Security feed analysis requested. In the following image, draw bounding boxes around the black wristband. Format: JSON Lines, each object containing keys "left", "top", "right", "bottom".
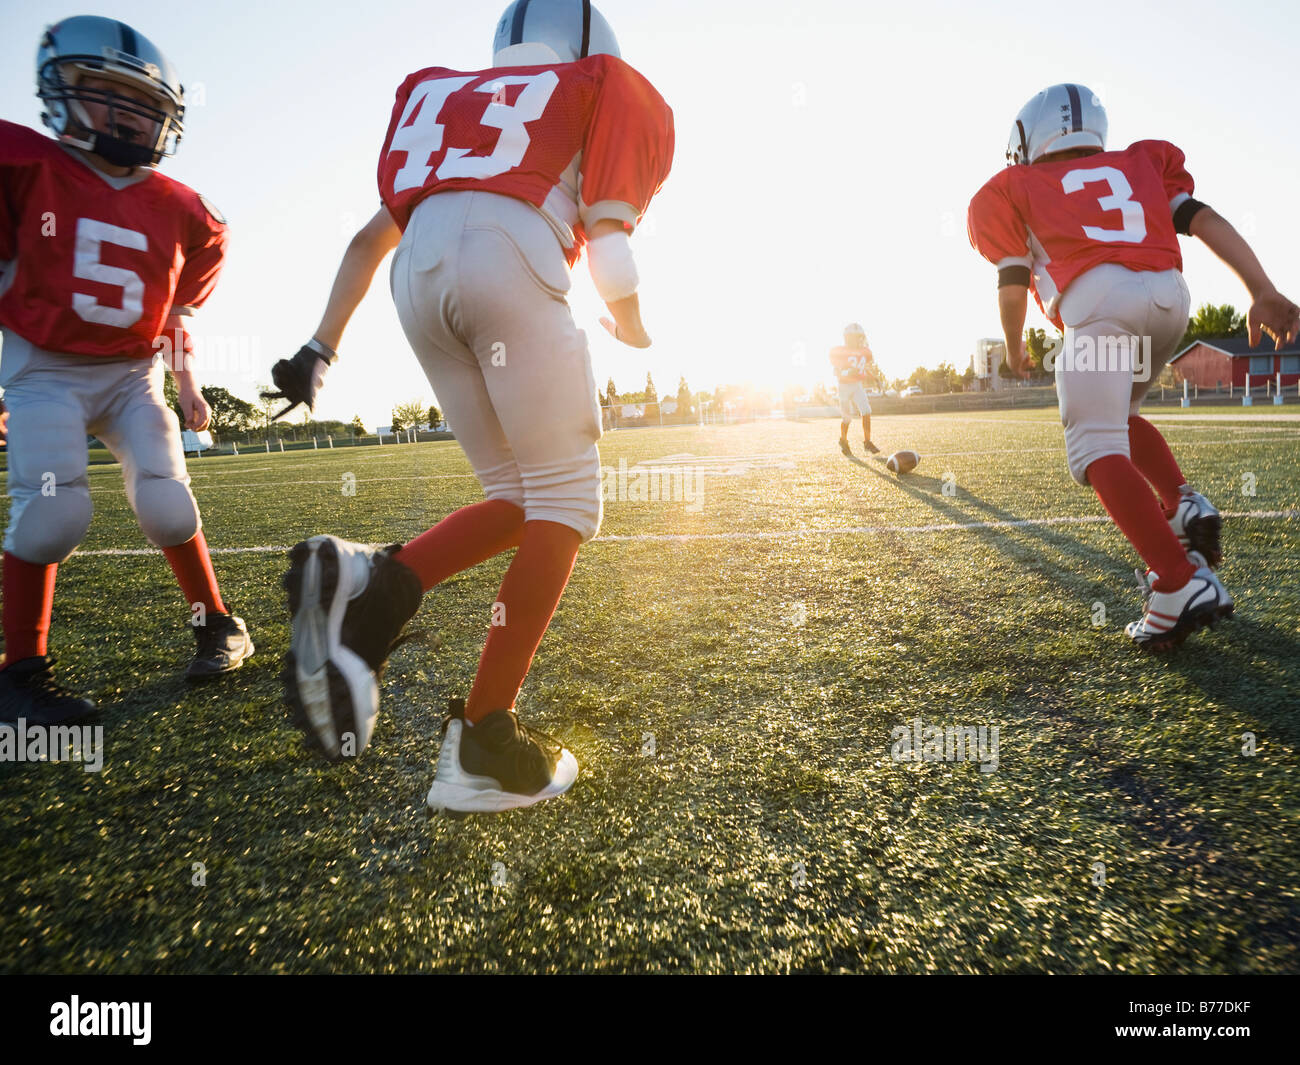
{"left": 1173, "top": 197, "right": 1208, "bottom": 236}
{"left": 998, "top": 265, "right": 1031, "bottom": 288}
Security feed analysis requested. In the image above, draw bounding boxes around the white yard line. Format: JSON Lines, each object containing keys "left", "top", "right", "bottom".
{"left": 1144, "top": 412, "right": 1300, "bottom": 422}
{"left": 65, "top": 508, "right": 1298, "bottom": 555}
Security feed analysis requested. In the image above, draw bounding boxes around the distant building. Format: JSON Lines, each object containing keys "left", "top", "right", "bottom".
{"left": 181, "top": 429, "right": 213, "bottom": 452}
{"left": 974, "top": 338, "right": 1006, "bottom": 391}
{"left": 1169, "top": 337, "right": 1300, "bottom": 390}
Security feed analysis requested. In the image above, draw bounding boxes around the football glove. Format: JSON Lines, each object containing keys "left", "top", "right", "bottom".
{"left": 262, "top": 341, "right": 334, "bottom": 421}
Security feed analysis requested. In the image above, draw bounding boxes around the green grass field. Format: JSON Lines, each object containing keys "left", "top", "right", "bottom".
{"left": 2, "top": 409, "right": 1298, "bottom": 973}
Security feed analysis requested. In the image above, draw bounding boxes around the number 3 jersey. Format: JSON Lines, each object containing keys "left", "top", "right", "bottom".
{"left": 967, "top": 140, "right": 1194, "bottom": 328}
{"left": 0, "top": 120, "right": 227, "bottom": 360}
{"left": 378, "top": 54, "right": 674, "bottom": 266}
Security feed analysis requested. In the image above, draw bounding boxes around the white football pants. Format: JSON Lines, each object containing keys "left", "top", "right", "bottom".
{"left": 1055, "top": 263, "right": 1191, "bottom": 485}
{"left": 1, "top": 334, "right": 200, "bottom": 563}
{"left": 390, "top": 190, "right": 603, "bottom": 541}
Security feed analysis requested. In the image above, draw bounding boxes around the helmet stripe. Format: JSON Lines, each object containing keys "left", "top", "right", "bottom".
{"left": 117, "top": 20, "right": 139, "bottom": 58}
{"left": 510, "top": 0, "right": 532, "bottom": 45}
{"left": 1065, "top": 83, "right": 1083, "bottom": 132}
{"left": 580, "top": 0, "right": 592, "bottom": 57}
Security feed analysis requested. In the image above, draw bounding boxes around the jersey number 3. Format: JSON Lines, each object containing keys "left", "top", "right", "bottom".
{"left": 388, "top": 72, "right": 560, "bottom": 193}
{"left": 1061, "top": 166, "right": 1148, "bottom": 245}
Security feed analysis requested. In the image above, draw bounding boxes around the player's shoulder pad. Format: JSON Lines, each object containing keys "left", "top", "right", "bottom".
{"left": 155, "top": 171, "right": 229, "bottom": 232}
{"left": 0, "top": 119, "right": 60, "bottom": 163}
{"left": 197, "top": 194, "right": 226, "bottom": 225}
{"left": 1125, "top": 138, "right": 1183, "bottom": 161}
{"left": 586, "top": 53, "right": 670, "bottom": 106}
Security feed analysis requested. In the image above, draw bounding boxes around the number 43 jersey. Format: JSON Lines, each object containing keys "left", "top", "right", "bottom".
{"left": 967, "top": 140, "right": 1194, "bottom": 328}
{"left": 378, "top": 54, "right": 674, "bottom": 267}
{"left": 0, "top": 120, "right": 227, "bottom": 359}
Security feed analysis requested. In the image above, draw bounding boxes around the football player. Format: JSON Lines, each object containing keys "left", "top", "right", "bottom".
{"left": 968, "top": 84, "right": 1299, "bottom": 651}
{"left": 829, "top": 323, "right": 881, "bottom": 455}
{"left": 0, "top": 16, "right": 253, "bottom": 727}
{"left": 267, "top": 0, "right": 673, "bottom": 813}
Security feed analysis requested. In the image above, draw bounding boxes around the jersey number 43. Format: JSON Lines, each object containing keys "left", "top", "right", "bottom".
{"left": 388, "top": 72, "right": 559, "bottom": 192}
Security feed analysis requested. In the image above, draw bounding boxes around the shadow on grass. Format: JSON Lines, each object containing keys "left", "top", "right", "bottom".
{"left": 857, "top": 459, "right": 1124, "bottom": 584}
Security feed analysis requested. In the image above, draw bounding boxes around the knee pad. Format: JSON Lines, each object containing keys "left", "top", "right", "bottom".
{"left": 520, "top": 446, "right": 603, "bottom": 542}
{"left": 4, "top": 484, "right": 93, "bottom": 563}
{"left": 133, "top": 474, "right": 200, "bottom": 547}
{"left": 476, "top": 458, "right": 526, "bottom": 511}
{"left": 1063, "top": 421, "right": 1131, "bottom": 486}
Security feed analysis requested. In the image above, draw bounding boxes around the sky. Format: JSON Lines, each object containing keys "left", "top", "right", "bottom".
{"left": 2, "top": 0, "right": 1297, "bottom": 428}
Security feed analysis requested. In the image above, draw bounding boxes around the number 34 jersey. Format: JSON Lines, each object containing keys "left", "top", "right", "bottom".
{"left": 0, "top": 120, "right": 227, "bottom": 359}
{"left": 378, "top": 54, "right": 674, "bottom": 267}
{"left": 967, "top": 140, "right": 1194, "bottom": 328}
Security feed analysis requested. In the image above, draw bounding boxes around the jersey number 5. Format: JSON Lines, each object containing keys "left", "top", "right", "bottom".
{"left": 388, "top": 72, "right": 560, "bottom": 193}
{"left": 73, "top": 217, "right": 147, "bottom": 329}
{"left": 1060, "top": 166, "right": 1148, "bottom": 245}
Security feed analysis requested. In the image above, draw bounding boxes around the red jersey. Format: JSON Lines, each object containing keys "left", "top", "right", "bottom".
{"left": 967, "top": 140, "right": 1193, "bottom": 328}
{"left": 0, "top": 120, "right": 226, "bottom": 359}
{"left": 378, "top": 54, "right": 673, "bottom": 267}
{"left": 830, "top": 345, "right": 875, "bottom": 385}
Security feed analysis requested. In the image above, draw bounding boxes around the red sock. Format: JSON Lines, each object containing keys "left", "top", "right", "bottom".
{"left": 2, "top": 552, "right": 58, "bottom": 665}
{"left": 393, "top": 499, "right": 526, "bottom": 592}
{"left": 162, "top": 531, "right": 226, "bottom": 615}
{"left": 1087, "top": 455, "right": 1195, "bottom": 591}
{"left": 464, "top": 520, "right": 581, "bottom": 723}
{"left": 1128, "top": 416, "right": 1186, "bottom": 514}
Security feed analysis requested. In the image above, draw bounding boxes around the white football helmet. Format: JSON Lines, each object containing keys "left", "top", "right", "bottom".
{"left": 844, "top": 322, "right": 867, "bottom": 347}
{"left": 492, "top": 0, "right": 620, "bottom": 67}
{"left": 1006, "top": 83, "right": 1107, "bottom": 166}
{"left": 36, "top": 15, "right": 184, "bottom": 168}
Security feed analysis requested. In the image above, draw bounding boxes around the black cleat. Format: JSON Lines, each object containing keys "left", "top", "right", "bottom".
{"left": 863, "top": 439, "right": 880, "bottom": 454}
{"left": 187, "top": 611, "right": 254, "bottom": 681}
{"left": 426, "top": 699, "right": 578, "bottom": 815}
{"left": 0, "top": 656, "right": 98, "bottom": 727}
{"left": 838, "top": 438, "right": 852, "bottom": 456}
{"left": 1169, "top": 487, "right": 1222, "bottom": 569}
{"left": 283, "top": 535, "right": 422, "bottom": 761}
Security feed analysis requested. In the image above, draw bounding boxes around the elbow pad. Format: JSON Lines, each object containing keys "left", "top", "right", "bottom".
{"left": 587, "top": 230, "right": 639, "bottom": 303}
{"left": 1172, "top": 197, "right": 1208, "bottom": 236}
{"left": 998, "top": 265, "right": 1031, "bottom": 288}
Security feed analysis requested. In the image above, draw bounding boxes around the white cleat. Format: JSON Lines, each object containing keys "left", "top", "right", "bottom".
{"left": 1125, "top": 551, "right": 1233, "bottom": 653}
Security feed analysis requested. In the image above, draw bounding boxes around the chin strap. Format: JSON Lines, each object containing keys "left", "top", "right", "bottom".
{"left": 90, "top": 131, "right": 157, "bottom": 168}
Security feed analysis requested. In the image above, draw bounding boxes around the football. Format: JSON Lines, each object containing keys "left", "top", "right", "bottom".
{"left": 886, "top": 449, "right": 921, "bottom": 474}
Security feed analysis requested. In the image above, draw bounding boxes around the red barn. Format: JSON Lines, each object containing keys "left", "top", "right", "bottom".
{"left": 1169, "top": 337, "right": 1300, "bottom": 390}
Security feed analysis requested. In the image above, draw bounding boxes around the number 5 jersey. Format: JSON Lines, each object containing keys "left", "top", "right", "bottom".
{"left": 378, "top": 53, "right": 674, "bottom": 266}
{"left": 0, "top": 120, "right": 227, "bottom": 359}
{"left": 967, "top": 140, "right": 1194, "bottom": 329}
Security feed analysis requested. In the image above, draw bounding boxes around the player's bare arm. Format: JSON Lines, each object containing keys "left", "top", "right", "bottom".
{"left": 998, "top": 283, "right": 1031, "bottom": 377}
{"left": 313, "top": 206, "right": 402, "bottom": 352}
{"left": 158, "top": 312, "right": 211, "bottom": 431}
{"left": 263, "top": 206, "right": 401, "bottom": 419}
{"left": 1187, "top": 207, "right": 1300, "bottom": 350}
{"left": 591, "top": 218, "right": 651, "bottom": 347}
